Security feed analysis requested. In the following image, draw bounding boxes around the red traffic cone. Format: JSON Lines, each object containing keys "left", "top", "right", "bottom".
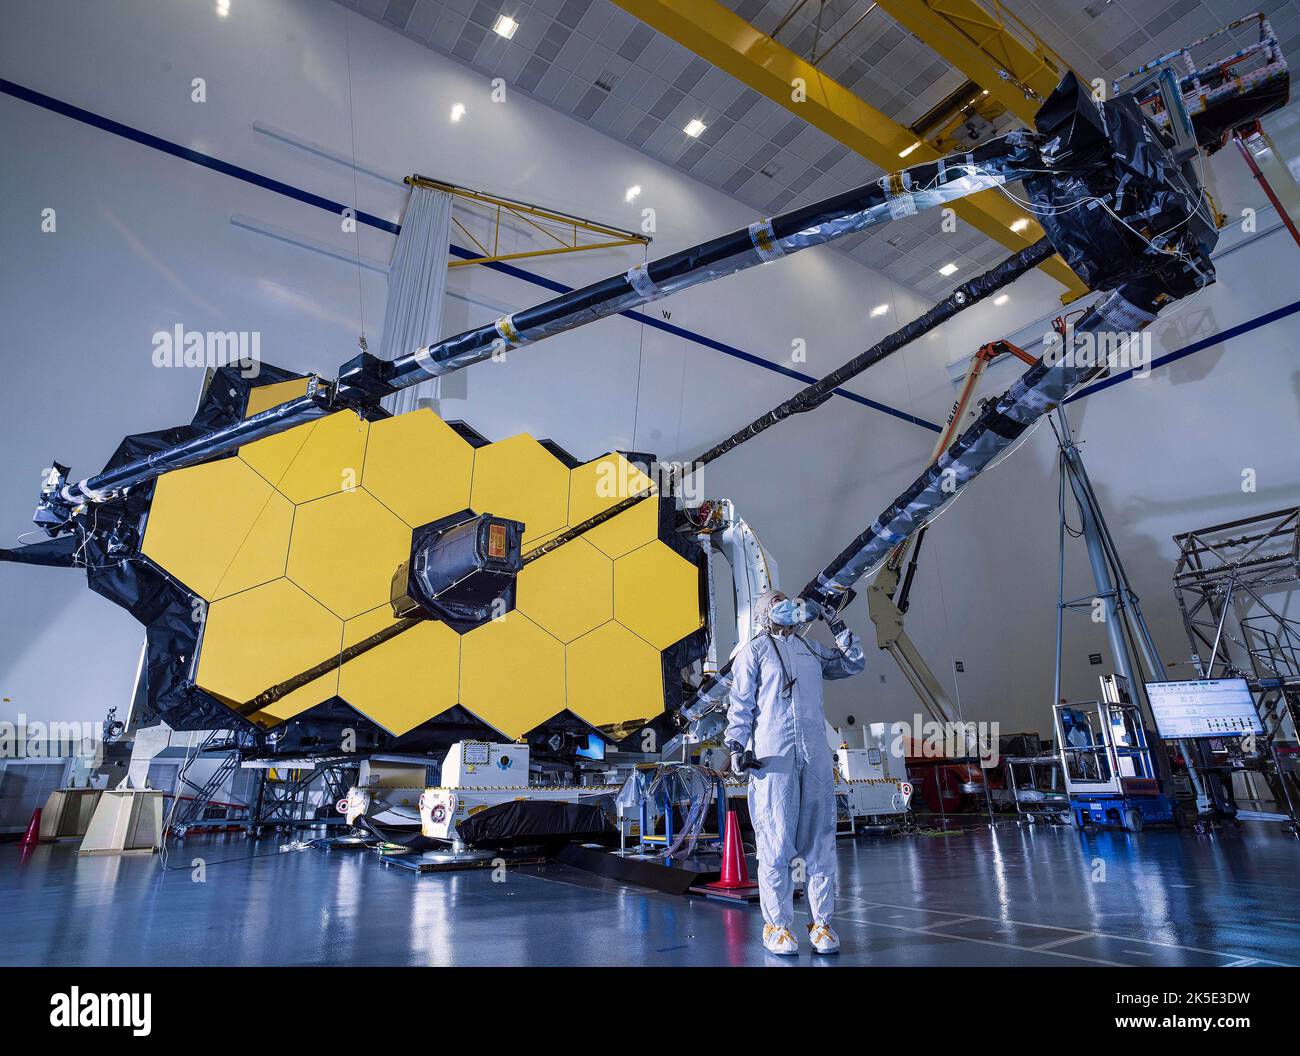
{"left": 19, "top": 808, "right": 42, "bottom": 848}
{"left": 707, "top": 810, "right": 757, "bottom": 891}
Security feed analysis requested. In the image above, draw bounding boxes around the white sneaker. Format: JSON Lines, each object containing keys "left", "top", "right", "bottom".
{"left": 762, "top": 923, "right": 799, "bottom": 955}
{"left": 807, "top": 920, "right": 840, "bottom": 954}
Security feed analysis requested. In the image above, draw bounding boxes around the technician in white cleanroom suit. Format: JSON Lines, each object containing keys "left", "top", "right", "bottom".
{"left": 724, "top": 590, "right": 866, "bottom": 956}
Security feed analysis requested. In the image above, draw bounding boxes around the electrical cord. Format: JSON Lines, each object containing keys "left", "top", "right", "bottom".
{"left": 157, "top": 737, "right": 314, "bottom": 872}
{"left": 1049, "top": 416, "right": 1087, "bottom": 539}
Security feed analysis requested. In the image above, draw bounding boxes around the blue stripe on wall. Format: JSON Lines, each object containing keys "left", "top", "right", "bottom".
{"left": 5, "top": 78, "right": 1297, "bottom": 436}
{"left": 1066, "top": 296, "right": 1300, "bottom": 402}
{"left": 0, "top": 78, "right": 402, "bottom": 234}
{"left": 1, "top": 76, "right": 940, "bottom": 432}
{"left": 445, "top": 244, "right": 941, "bottom": 428}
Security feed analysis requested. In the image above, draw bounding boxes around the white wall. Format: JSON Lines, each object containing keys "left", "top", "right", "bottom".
{"left": 1, "top": 0, "right": 1297, "bottom": 743}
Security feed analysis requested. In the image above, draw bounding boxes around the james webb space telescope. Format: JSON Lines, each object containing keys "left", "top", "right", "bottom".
{"left": 1, "top": 29, "right": 1288, "bottom": 765}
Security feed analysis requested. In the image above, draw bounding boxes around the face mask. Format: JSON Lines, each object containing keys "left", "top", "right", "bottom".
{"left": 769, "top": 598, "right": 813, "bottom": 627}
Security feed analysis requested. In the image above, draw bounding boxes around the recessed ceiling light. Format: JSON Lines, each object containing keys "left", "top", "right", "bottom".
{"left": 870, "top": 304, "right": 890, "bottom": 317}
{"left": 450, "top": 102, "right": 466, "bottom": 123}
{"left": 493, "top": 15, "right": 519, "bottom": 39}
{"left": 939, "top": 262, "right": 958, "bottom": 276}
{"left": 1010, "top": 217, "right": 1030, "bottom": 233}
{"left": 215, "top": 0, "right": 230, "bottom": 15}
{"left": 625, "top": 185, "right": 641, "bottom": 203}
{"left": 993, "top": 294, "right": 1009, "bottom": 306}
{"left": 898, "top": 140, "right": 921, "bottom": 158}
{"left": 683, "top": 118, "right": 707, "bottom": 138}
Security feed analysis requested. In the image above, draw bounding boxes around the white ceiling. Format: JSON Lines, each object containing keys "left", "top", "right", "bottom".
{"left": 338, "top": 0, "right": 1300, "bottom": 299}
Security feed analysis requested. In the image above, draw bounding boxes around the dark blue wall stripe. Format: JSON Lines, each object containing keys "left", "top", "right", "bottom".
{"left": 1066, "top": 296, "right": 1300, "bottom": 402}
{"left": 2, "top": 76, "right": 940, "bottom": 433}
{"left": 447, "top": 243, "right": 937, "bottom": 427}
{"left": 0, "top": 78, "right": 401, "bottom": 234}
{"left": 5, "top": 77, "right": 1294, "bottom": 435}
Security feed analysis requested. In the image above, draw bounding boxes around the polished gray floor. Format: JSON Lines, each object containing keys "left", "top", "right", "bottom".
{"left": 3, "top": 820, "right": 1298, "bottom": 966}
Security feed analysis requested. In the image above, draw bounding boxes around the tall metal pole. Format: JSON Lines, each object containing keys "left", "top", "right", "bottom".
{"left": 1052, "top": 403, "right": 1186, "bottom": 794}
{"left": 1056, "top": 406, "right": 1158, "bottom": 691}
{"left": 1052, "top": 458, "right": 1067, "bottom": 714}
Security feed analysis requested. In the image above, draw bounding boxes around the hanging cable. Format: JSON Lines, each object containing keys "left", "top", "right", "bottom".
{"left": 342, "top": 6, "right": 367, "bottom": 347}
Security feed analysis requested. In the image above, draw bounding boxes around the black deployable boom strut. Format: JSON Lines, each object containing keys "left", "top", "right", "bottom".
{"left": 799, "top": 286, "right": 1170, "bottom": 609}
{"left": 49, "top": 133, "right": 1043, "bottom": 515}
{"left": 683, "top": 277, "right": 1192, "bottom": 721}
{"left": 689, "top": 238, "right": 1055, "bottom": 469}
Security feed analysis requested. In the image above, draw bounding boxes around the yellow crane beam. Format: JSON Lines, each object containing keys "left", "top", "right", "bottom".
{"left": 610, "top": 0, "right": 1086, "bottom": 300}
{"left": 874, "top": 0, "right": 1073, "bottom": 127}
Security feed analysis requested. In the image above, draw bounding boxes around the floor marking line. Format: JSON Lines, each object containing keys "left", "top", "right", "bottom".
{"left": 843, "top": 895, "right": 1290, "bottom": 965}
{"left": 839, "top": 893, "right": 1094, "bottom": 939}
{"left": 529, "top": 871, "right": 1122, "bottom": 966}
{"left": 521, "top": 861, "right": 1291, "bottom": 967}
{"left": 515, "top": 868, "right": 658, "bottom": 896}
{"left": 917, "top": 915, "right": 982, "bottom": 930}
{"left": 838, "top": 894, "right": 1022, "bottom": 923}
{"left": 832, "top": 911, "right": 1128, "bottom": 967}
{"left": 1032, "top": 934, "right": 1095, "bottom": 951}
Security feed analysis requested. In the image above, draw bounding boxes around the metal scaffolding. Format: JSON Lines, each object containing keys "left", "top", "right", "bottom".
{"left": 1172, "top": 507, "right": 1300, "bottom": 828}
{"left": 1173, "top": 508, "right": 1300, "bottom": 740}
{"left": 244, "top": 757, "right": 359, "bottom": 836}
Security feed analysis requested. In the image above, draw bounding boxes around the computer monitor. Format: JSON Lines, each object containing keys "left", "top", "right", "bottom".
{"left": 574, "top": 733, "right": 606, "bottom": 761}
{"left": 1144, "top": 678, "right": 1263, "bottom": 739}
